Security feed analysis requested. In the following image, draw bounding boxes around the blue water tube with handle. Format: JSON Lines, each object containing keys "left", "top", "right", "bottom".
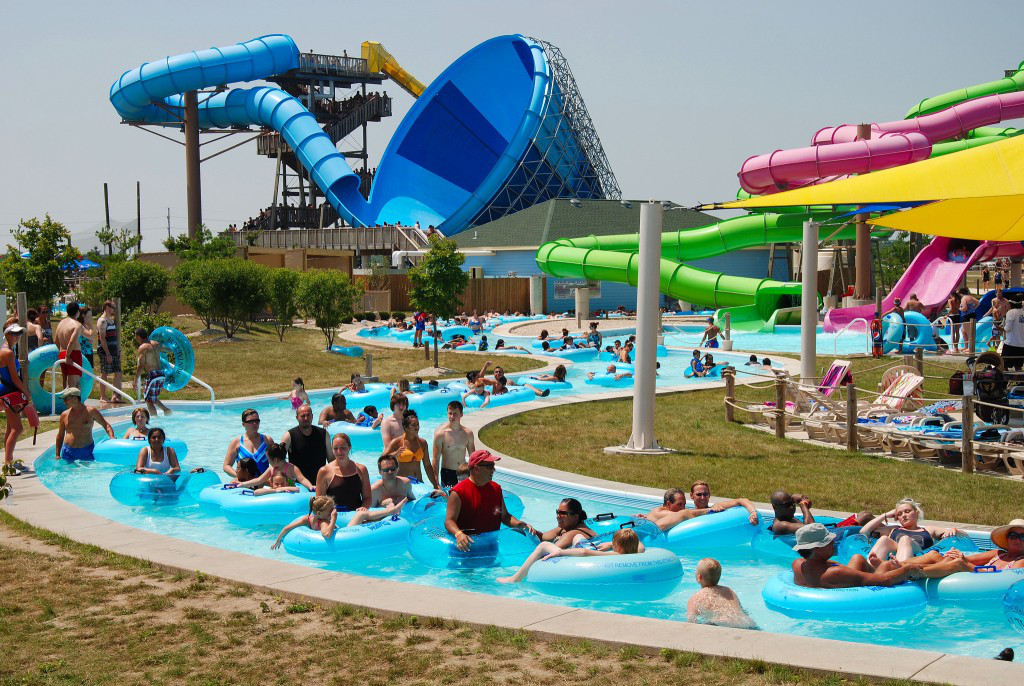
{"left": 749, "top": 518, "right": 852, "bottom": 560}
{"left": 329, "top": 345, "right": 364, "bottom": 357}
{"left": 524, "top": 547, "right": 683, "bottom": 601}
{"left": 150, "top": 327, "right": 195, "bottom": 392}
{"left": 407, "top": 387, "right": 463, "bottom": 412}
{"left": 27, "top": 344, "right": 95, "bottom": 414}
{"left": 407, "top": 524, "right": 538, "bottom": 569}
{"left": 882, "top": 312, "right": 936, "bottom": 354}
{"left": 598, "top": 346, "right": 668, "bottom": 361}
{"left": 513, "top": 376, "right": 572, "bottom": 392}
{"left": 531, "top": 337, "right": 586, "bottom": 350}
{"left": 464, "top": 387, "right": 539, "bottom": 408}
{"left": 357, "top": 327, "right": 391, "bottom": 338}
{"left": 326, "top": 420, "right": 380, "bottom": 441}
{"left": 342, "top": 383, "right": 393, "bottom": 409}
{"left": 109, "top": 468, "right": 220, "bottom": 507}
{"left": 579, "top": 513, "right": 666, "bottom": 548}
{"left": 198, "top": 483, "right": 314, "bottom": 526}
{"left": 762, "top": 572, "right": 927, "bottom": 621}
{"left": 663, "top": 507, "right": 758, "bottom": 552}
{"left": 405, "top": 486, "right": 524, "bottom": 523}
{"left": 541, "top": 347, "right": 596, "bottom": 361}
{"left": 584, "top": 373, "right": 634, "bottom": 388}
{"left": 926, "top": 566, "right": 1024, "bottom": 602}
{"left": 93, "top": 437, "right": 189, "bottom": 466}
{"left": 283, "top": 512, "right": 412, "bottom": 560}
{"left": 1004, "top": 579, "right": 1024, "bottom": 635}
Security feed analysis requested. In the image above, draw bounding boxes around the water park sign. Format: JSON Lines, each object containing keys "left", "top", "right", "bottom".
{"left": 554, "top": 279, "right": 601, "bottom": 299}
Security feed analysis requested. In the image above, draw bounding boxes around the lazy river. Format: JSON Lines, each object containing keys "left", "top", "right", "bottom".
{"left": 33, "top": 359, "right": 1022, "bottom": 659}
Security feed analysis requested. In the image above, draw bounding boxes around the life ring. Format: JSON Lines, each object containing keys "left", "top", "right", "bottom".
{"left": 762, "top": 571, "right": 927, "bottom": 621}
{"left": 584, "top": 373, "right": 634, "bottom": 388}
{"left": 663, "top": 507, "right": 758, "bottom": 552}
{"left": 198, "top": 483, "right": 314, "bottom": 527}
{"left": 464, "top": 387, "right": 538, "bottom": 408}
{"left": 109, "top": 468, "right": 219, "bottom": 507}
{"left": 27, "top": 344, "right": 95, "bottom": 414}
{"left": 1003, "top": 580, "right": 1024, "bottom": 635}
{"left": 525, "top": 547, "right": 683, "bottom": 601}
{"left": 150, "top": 326, "right": 195, "bottom": 393}
{"left": 329, "top": 345, "right": 364, "bottom": 357}
{"left": 925, "top": 566, "right": 1024, "bottom": 602}
{"left": 93, "top": 437, "right": 189, "bottom": 466}
{"left": 283, "top": 512, "right": 411, "bottom": 560}
{"left": 513, "top": 376, "right": 572, "bottom": 391}
{"left": 407, "top": 524, "right": 538, "bottom": 569}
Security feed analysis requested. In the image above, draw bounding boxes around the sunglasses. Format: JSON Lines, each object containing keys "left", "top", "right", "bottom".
{"left": 474, "top": 463, "right": 495, "bottom": 470}
{"left": 555, "top": 510, "right": 575, "bottom": 517}
{"left": 380, "top": 467, "right": 398, "bottom": 473}
{"left": 243, "top": 418, "right": 260, "bottom": 424}
{"left": 1007, "top": 532, "right": 1024, "bottom": 541}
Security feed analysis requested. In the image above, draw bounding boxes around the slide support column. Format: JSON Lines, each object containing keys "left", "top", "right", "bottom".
{"left": 184, "top": 90, "right": 202, "bottom": 239}
{"left": 529, "top": 276, "right": 544, "bottom": 315}
{"left": 854, "top": 123, "right": 872, "bottom": 300}
{"left": 802, "top": 221, "right": 819, "bottom": 383}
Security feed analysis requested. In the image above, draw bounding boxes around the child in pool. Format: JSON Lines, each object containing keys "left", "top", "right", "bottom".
{"left": 686, "top": 558, "right": 756, "bottom": 629}
{"left": 285, "top": 377, "right": 310, "bottom": 410}
{"left": 271, "top": 495, "right": 337, "bottom": 548}
{"left": 684, "top": 350, "right": 706, "bottom": 378}
{"left": 354, "top": 405, "right": 382, "bottom": 429}
{"left": 257, "top": 472, "right": 300, "bottom": 496}
{"left": 498, "top": 528, "right": 642, "bottom": 584}
{"left": 345, "top": 373, "right": 365, "bottom": 393}
{"left": 230, "top": 444, "right": 314, "bottom": 493}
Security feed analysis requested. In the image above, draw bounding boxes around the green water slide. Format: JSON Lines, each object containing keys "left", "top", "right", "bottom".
{"left": 905, "top": 62, "right": 1024, "bottom": 118}
{"left": 535, "top": 213, "right": 854, "bottom": 331}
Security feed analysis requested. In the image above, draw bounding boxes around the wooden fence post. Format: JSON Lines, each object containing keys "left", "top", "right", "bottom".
{"left": 969, "top": 318, "right": 977, "bottom": 356}
{"left": 914, "top": 348, "right": 924, "bottom": 375}
{"left": 723, "top": 368, "right": 735, "bottom": 422}
{"left": 775, "top": 375, "right": 787, "bottom": 439}
{"left": 962, "top": 395, "right": 975, "bottom": 474}
{"left": 845, "top": 382, "right": 858, "bottom": 452}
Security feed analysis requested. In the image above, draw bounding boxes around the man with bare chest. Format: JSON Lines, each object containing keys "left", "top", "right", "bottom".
{"left": 54, "top": 302, "right": 84, "bottom": 390}
{"left": 55, "top": 387, "right": 114, "bottom": 462}
{"left": 432, "top": 400, "right": 476, "bottom": 489}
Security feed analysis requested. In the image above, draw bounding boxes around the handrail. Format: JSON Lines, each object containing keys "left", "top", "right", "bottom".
{"left": 832, "top": 317, "right": 869, "bottom": 356}
{"left": 150, "top": 360, "right": 217, "bottom": 413}
{"left": 49, "top": 359, "right": 139, "bottom": 415}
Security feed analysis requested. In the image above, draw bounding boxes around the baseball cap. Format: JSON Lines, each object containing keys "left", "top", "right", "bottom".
{"left": 60, "top": 387, "right": 82, "bottom": 399}
{"left": 468, "top": 449, "right": 500, "bottom": 468}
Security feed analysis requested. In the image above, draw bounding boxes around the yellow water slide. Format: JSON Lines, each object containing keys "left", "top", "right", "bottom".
{"left": 361, "top": 41, "right": 425, "bottom": 98}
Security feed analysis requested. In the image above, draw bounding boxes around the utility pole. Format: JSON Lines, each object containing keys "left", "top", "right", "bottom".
{"left": 167, "top": 208, "right": 171, "bottom": 240}
{"left": 103, "top": 182, "right": 113, "bottom": 256}
{"left": 136, "top": 181, "right": 142, "bottom": 254}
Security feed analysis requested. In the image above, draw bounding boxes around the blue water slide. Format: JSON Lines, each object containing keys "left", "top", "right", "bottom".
{"left": 109, "top": 34, "right": 579, "bottom": 236}
{"left": 975, "top": 287, "right": 1024, "bottom": 318}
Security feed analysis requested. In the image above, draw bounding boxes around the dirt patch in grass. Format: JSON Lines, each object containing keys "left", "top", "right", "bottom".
{"left": 0, "top": 511, "right": 898, "bottom": 686}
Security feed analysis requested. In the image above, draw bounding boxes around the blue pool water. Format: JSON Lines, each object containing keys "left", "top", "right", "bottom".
{"left": 33, "top": 372, "right": 1022, "bottom": 659}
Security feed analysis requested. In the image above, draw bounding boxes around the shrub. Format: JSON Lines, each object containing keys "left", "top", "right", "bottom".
{"left": 174, "top": 259, "right": 269, "bottom": 337}
{"left": 104, "top": 260, "right": 170, "bottom": 313}
{"left": 173, "top": 260, "right": 214, "bottom": 330}
{"left": 296, "top": 269, "right": 363, "bottom": 349}
{"left": 120, "top": 307, "right": 173, "bottom": 377}
{"left": 266, "top": 268, "right": 300, "bottom": 342}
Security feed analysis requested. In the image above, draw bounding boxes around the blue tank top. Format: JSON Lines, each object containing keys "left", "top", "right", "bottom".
{"left": 0, "top": 353, "right": 20, "bottom": 393}
{"left": 236, "top": 434, "right": 270, "bottom": 472}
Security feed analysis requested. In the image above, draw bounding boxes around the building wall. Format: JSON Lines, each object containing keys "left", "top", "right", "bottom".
{"left": 461, "top": 247, "right": 788, "bottom": 313}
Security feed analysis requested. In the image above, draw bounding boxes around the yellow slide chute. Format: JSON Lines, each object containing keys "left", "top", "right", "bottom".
{"left": 361, "top": 41, "right": 425, "bottom": 98}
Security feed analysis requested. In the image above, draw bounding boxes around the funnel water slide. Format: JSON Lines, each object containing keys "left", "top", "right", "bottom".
{"left": 112, "top": 34, "right": 606, "bottom": 235}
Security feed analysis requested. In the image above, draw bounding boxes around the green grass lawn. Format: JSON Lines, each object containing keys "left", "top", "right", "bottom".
{"left": 0, "top": 512, "right": 907, "bottom": 686}
{"left": 482, "top": 356, "right": 1024, "bottom": 527}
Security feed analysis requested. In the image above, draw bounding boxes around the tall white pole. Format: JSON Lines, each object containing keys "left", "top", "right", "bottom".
{"left": 626, "top": 202, "right": 662, "bottom": 450}
{"left": 801, "top": 220, "right": 819, "bottom": 383}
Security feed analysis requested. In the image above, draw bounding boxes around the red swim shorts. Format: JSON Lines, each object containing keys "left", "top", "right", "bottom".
{"left": 58, "top": 350, "right": 83, "bottom": 377}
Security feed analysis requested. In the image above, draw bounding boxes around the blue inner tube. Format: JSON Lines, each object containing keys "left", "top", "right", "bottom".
{"left": 405, "top": 486, "right": 524, "bottom": 523}
{"left": 584, "top": 373, "right": 634, "bottom": 388}
{"left": 525, "top": 547, "right": 683, "bottom": 601}
{"left": 93, "top": 437, "right": 189, "bottom": 466}
{"left": 513, "top": 376, "right": 571, "bottom": 391}
{"left": 283, "top": 512, "right": 411, "bottom": 560}
{"left": 150, "top": 326, "right": 195, "bottom": 393}
{"left": 198, "top": 483, "right": 314, "bottom": 526}
{"left": 1004, "top": 580, "right": 1024, "bottom": 635}
{"left": 925, "top": 566, "right": 1024, "bottom": 602}
{"left": 407, "top": 524, "right": 538, "bottom": 569}
{"left": 762, "top": 571, "right": 927, "bottom": 621}
{"left": 464, "top": 387, "right": 536, "bottom": 408}
{"left": 580, "top": 513, "right": 665, "bottom": 548}
{"left": 27, "top": 344, "right": 95, "bottom": 414}
{"left": 663, "top": 507, "right": 758, "bottom": 552}
{"left": 330, "top": 345, "right": 364, "bottom": 357}
{"left": 837, "top": 532, "right": 978, "bottom": 565}
{"left": 109, "top": 468, "right": 220, "bottom": 507}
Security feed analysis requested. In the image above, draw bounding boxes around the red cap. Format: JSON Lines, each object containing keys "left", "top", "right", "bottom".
{"left": 468, "top": 449, "right": 500, "bottom": 468}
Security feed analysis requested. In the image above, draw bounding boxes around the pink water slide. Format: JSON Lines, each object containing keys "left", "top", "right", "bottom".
{"left": 822, "top": 240, "right": 1024, "bottom": 333}
{"left": 739, "top": 91, "right": 1024, "bottom": 195}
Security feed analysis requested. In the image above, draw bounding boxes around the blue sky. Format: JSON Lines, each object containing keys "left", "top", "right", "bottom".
{"left": 2, "top": 0, "right": 1022, "bottom": 251}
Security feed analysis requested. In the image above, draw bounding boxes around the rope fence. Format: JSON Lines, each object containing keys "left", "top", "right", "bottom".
{"left": 721, "top": 356, "right": 1024, "bottom": 479}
